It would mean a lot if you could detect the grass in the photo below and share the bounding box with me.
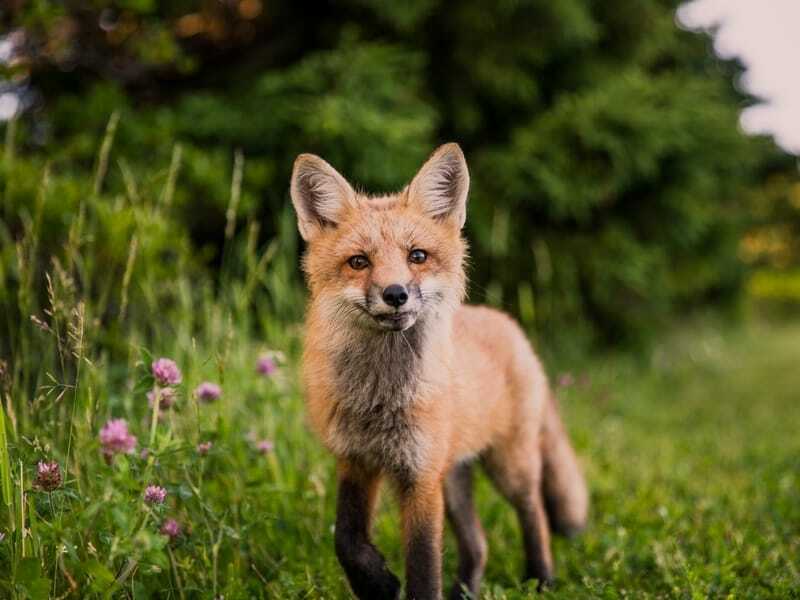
[6,308,800,598]
[3,308,799,599]
[538,320,800,598]
[1,127,799,598]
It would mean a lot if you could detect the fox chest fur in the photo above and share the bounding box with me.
[324,325,430,479]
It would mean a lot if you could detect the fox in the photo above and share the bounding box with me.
[290,143,589,600]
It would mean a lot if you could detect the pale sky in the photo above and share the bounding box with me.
[678,0,800,155]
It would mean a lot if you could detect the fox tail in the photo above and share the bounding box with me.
[540,394,589,537]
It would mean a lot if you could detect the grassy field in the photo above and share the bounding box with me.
[1,137,798,598]
[2,303,799,598]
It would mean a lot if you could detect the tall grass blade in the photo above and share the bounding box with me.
[119,235,139,322]
[0,403,14,533]
[93,111,120,197]
[225,149,244,241]
[161,143,183,210]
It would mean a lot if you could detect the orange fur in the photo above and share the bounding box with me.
[291,144,588,599]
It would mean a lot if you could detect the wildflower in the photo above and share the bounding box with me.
[557,373,575,388]
[255,439,274,454]
[147,387,177,409]
[34,461,62,491]
[195,382,221,403]
[144,485,167,505]
[140,448,150,460]
[99,419,137,458]
[256,354,277,376]
[197,441,213,455]
[151,358,182,387]
[160,518,181,540]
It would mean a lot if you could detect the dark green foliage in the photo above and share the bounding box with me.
[0,0,790,352]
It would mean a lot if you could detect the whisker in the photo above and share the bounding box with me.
[399,330,415,355]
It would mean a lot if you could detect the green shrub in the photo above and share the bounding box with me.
[4,0,791,349]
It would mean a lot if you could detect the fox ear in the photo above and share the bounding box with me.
[290,154,355,241]
[408,143,469,228]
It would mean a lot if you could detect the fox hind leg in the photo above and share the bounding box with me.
[482,444,554,590]
[444,462,488,600]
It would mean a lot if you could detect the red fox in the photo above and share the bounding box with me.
[290,143,588,600]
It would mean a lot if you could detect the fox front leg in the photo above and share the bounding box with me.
[335,464,401,599]
[401,475,445,600]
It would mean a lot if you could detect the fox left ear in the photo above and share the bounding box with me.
[408,143,470,229]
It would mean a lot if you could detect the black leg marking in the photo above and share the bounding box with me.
[516,494,554,590]
[405,523,440,600]
[401,479,445,600]
[444,463,487,600]
[335,477,401,599]
[481,450,555,591]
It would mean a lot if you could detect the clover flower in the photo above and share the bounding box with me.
[197,441,213,455]
[151,358,182,386]
[99,419,137,459]
[255,439,274,454]
[144,485,167,505]
[194,382,221,403]
[160,518,181,540]
[147,387,177,409]
[34,461,62,491]
[256,354,277,376]
[557,372,575,388]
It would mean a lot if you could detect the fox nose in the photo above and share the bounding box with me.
[382,284,408,308]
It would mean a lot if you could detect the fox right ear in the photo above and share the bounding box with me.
[290,154,355,241]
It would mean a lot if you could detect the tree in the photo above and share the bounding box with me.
[1,0,790,349]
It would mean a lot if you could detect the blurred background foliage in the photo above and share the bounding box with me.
[2,0,800,354]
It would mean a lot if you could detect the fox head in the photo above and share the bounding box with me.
[290,143,469,333]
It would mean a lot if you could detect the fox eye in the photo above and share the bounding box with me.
[347,255,370,270]
[409,249,428,264]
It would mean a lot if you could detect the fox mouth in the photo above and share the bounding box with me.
[347,295,422,332]
[372,311,416,331]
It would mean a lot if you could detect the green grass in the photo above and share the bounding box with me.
[537,321,800,598]
[1,129,798,597]
[3,310,799,598]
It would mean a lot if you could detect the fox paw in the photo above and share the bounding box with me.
[374,571,401,599]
